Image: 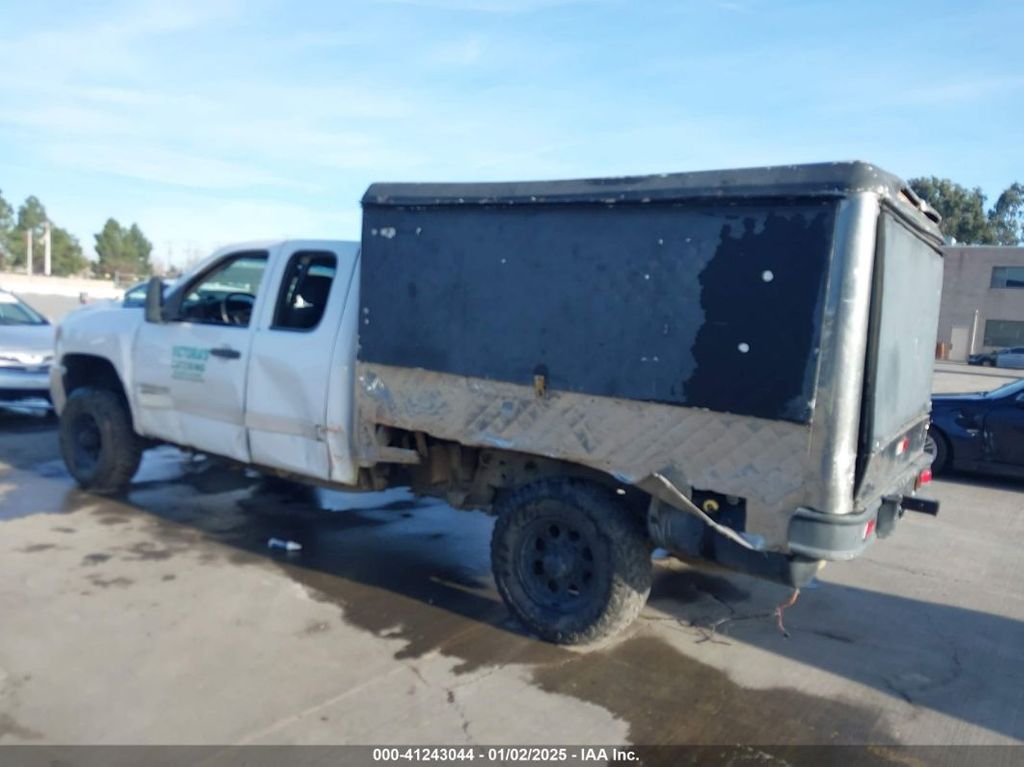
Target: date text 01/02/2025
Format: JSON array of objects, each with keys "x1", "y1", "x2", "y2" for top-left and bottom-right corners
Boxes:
[{"x1": 371, "y1": 747, "x2": 639, "y2": 762}]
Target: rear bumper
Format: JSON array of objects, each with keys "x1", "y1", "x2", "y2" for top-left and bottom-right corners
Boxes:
[
  {"x1": 787, "y1": 453, "x2": 935, "y2": 561},
  {"x1": 787, "y1": 505, "x2": 877, "y2": 561},
  {"x1": 647, "y1": 453, "x2": 937, "y2": 589}
]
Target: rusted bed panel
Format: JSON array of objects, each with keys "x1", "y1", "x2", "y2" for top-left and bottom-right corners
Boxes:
[{"x1": 356, "y1": 363, "x2": 811, "y2": 549}]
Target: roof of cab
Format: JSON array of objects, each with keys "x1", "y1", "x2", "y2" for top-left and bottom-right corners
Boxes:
[{"x1": 362, "y1": 161, "x2": 941, "y2": 230}]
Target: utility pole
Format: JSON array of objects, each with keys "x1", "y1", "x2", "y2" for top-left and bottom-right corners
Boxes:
[
  {"x1": 25, "y1": 229, "x2": 32, "y2": 276},
  {"x1": 43, "y1": 222, "x2": 52, "y2": 276}
]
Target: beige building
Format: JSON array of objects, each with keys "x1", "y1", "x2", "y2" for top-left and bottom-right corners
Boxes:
[{"x1": 937, "y1": 246, "x2": 1024, "y2": 361}]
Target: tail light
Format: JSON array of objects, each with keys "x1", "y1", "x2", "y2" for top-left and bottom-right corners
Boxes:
[
  {"x1": 863, "y1": 518, "x2": 877, "y2": 540},
  {"x1": 915, "y1": 468, "x2": 932, "y2": 489}
]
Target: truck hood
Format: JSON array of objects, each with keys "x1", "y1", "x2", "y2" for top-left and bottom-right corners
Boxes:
[
  {"x1": 58, "y1": 302, "x2": 145, "y2": 355},
  {"x1": 61, "y1": 302, "x2": 136, "y2": 326}
]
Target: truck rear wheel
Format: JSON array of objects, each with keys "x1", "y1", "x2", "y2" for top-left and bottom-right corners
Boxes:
[
  {"x1": 59, "y1": 387, "x2": 143, "y2": 495},
  {"x1": 491, "y1": 478, "x2": 652, "y2": 645}
]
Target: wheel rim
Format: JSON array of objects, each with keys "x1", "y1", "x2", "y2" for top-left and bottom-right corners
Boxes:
[
  {"x1": 923, "y1": 434, "x2": 936, "y2": 458},
  {"x1": 71, "y1": 413, "x2": 102, "y2": 473},
  {"x1": 514, "y1": 514, "x2": 601, "y2": 613}
]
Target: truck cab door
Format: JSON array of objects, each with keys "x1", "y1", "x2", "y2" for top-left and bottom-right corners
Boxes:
[
  {"x1": 133, "y1": 248, "x2": 272, "y2": 462},
  {"x1": 244, "y1": 241, "x2": 360, "y2": 483}
]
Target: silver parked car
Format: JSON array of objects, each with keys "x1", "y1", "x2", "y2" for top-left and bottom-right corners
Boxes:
[
  {"x1": 0, "y1": 289, "x2": 55, "y2": 402},
  {"x1": 994, "y1": 346, "x2": 1024, "y2": 369}
]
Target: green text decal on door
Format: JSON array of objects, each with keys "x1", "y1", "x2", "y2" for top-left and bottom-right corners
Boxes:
[{"x1": 171, "y1": 346, "x2": 210, "y2": 382}]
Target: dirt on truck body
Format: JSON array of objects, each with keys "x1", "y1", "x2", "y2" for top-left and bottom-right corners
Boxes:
[
  {"x1": 354, "y1": 162, "x2": 943, "y2": 639},
  {"x1": 53, "y1": 162, "x2": 944, "y2": 645}
]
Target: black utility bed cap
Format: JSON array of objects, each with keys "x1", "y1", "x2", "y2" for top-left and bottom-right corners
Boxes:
[{"x1": 362, "y1": 160, "x2": 939, "y2": 224}]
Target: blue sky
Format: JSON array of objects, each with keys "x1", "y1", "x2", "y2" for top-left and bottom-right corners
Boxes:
[{"x1": 1, "y1": 0, "x2": 1022, "y2": 268}]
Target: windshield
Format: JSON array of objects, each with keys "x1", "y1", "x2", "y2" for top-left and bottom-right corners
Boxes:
[{"x1": 0, "y1": 292, "x2": 48, "y2": 326}]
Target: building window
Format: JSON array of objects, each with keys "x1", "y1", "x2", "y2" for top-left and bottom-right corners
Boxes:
[
  {"x1": 990, "y1": 266, "x2": 1024, "y2": 288},
  {"x1": 984, "y1": 319, "x2": 1024, "y2": 348}
]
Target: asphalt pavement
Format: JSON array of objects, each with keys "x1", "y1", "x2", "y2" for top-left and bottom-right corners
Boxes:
[
  {"x1": 933, "y1": 360, "x2": 1024, "y2": 394},
  {"x1": 13, "y1": 293, "x2": 89, "y2": 323},
  {"x1": 0, "y1": 367, "x2": 1022, "y2": 750}
]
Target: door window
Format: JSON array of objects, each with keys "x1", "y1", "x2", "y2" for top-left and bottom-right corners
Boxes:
[
  {"x1": 272, "y1": 251, "x2": 337, "y2": 331},
  {"x1": 177, "y1": 252, "x2": 268, "y2": 327}
]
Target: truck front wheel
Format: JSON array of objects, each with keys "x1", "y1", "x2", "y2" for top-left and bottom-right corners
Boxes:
[
  {"x1": 59, "y1": 387, "x2": 143, "y2": 495},
  {"x1": 491, "y1": 478, "x2": 652, "y2": 645}
]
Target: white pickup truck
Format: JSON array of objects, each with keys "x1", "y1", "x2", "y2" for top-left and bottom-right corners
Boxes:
[{"x1": 52, "y1": 162, "x2": 943, "y2": 644}]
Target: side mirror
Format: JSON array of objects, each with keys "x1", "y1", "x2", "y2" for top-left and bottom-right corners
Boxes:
[{"x1": 144, "y1": 277, "x2": 164, "y2": 323}]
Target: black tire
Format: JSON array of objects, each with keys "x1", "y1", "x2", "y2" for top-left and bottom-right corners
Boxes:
[
  {"x1": 59, "y1": 387, "x2": 143, "y2": 494},
  {"x1": 491, "y1": 478, "x2": 652, "y2": 645},
  {"x1": 925, "y1": 429, "x2": 950, "y2": 474}
]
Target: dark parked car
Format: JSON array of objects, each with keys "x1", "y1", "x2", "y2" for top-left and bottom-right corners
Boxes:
[
  {"x1": 928, "y1": 378, "x2": 1024, "y2": 477},
  {"x1": 967, "y1": 350, "x2": 999, "y2": 366}
]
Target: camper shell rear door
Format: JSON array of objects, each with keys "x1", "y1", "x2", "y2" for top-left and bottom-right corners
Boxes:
[{"x1": 855, "y1": 199, "x2": 945, "y2": 506}]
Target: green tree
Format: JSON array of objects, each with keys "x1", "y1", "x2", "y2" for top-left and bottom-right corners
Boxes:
[
  {"x1": 5, "y1": 195, "x2": 50, "y2": 270},
  {"x1": 990, "y1": 183, "x2": 1024, "y2": 247},
  {"x1": 909, "y1": 177, "x2": 996, "y2": 244},
  {"x1": 94, "y1": 218, "x2": 153, "y2": 277},
  {"x1": 0, "y1": 196, "x2": 89, "y2": 275},
  {"x1": 17, "y1": 195, "x2": 46, "y2": 232},
  {"x1": 126, "y1": 223, "x2": 153, "y2": 272},
  {"x1": 0, "y1": 191, "x2": 12, "y2": 230},
  {"x1": 49, "y1": 226, "x2": 89, "y2": 276},
  {"x1": 94, "y1": 219, "x2": 125, "y2": 274},
  {"x1": 0, "y1": 189, "x2": 14, "y2": 268}
]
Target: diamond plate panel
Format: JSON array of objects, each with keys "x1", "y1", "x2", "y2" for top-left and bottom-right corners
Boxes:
[{"x1": 356, "y1": 363, "x2": 817, "y2": 549}]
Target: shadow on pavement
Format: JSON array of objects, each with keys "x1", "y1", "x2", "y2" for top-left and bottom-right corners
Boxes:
[
  {"x1": 3, "y1": 424, "x2": 1021, "y2": 745},
  {"x1": 129, "y1": 459, "x2": 1024, "y2": 743},
  {"x1": 649, "y1": 567, "x2": 1024, "y2": 742}
]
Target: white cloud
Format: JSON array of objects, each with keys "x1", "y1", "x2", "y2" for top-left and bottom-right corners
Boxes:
[
  {"x1": 0, "y1": 0, "x2": 243, "y2": 85},
  {"x1": 0, "y1": 0, "x2": 1018, "y2": 268},
  {"x1": 42, "y1": 143, "x2": 305, "y2": 191},
  {"x1": 0, "y1": 77, "x2": 428, "y2": 193},
  {"x1": 135, "y1": 198, "x2": 363, "y2": 269}
]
